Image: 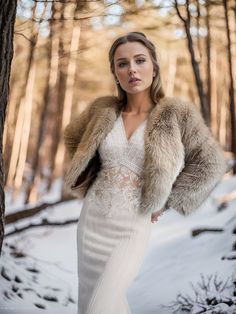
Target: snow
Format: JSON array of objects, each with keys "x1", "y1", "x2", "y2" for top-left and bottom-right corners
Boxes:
[{"x1": 1, "y1": 175, "x2": 236, "y2": 314}]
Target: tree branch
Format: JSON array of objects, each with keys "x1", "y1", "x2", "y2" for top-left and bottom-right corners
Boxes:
[
  {"x1": 174, "y1": 0, "x2": 186, "y2": 23},
  {"x1": 5, "y1": 195, "x2": 76, "y2": 225},
  {"x1": 14, "y1": 31, "x2": 36, "y2": 45},
  {"x1": 5, "y1": 217, "x2": 79, "y2": 237},
  {"x1": 191, "y1": 227, "x2": 224, "y2": 237}
]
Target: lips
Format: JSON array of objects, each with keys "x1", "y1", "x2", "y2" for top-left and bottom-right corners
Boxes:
[{"x1": 128, "y1": 77, "x2": 141, "y2": 83}]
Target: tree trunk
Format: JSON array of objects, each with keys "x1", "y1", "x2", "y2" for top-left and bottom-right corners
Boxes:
[
  {"x1": 25, "y1": 3, "x2": 56, "y2": 204},
  {"x1": 166, "y1": 53, "x2": 177, "y2": 96},
  {"x1": 205, "y1": 0, "x2": 212, "y2": 122},
  {"x1": 174, "y1": 0, "x2": 209, "y2": 125},
  {"x1": 6, "y1": 3, "x2": 38, "y2": 196},
  {"x1": 41, "y1": 3, "x2": 65, "y2": 192},
  {"x1": 53, "y1": 23, "x2": 81, "y2": 184},
  {"x1": 0, "y1": 0, "x2": 17, "y2": 256},
  {"x1": 223, "y1": 0, "x2": 236, "y2": 174}
]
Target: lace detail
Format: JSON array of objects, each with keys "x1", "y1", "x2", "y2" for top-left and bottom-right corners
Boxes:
[
  {"x1": 98, "y1": 114, "x2": 146, "y2": 176},
  {"x1": 86, "y1": 112, "x2": 146, "y2": 218},
  {"x1": 89, "y1": 166, "x2": 142, "y2": 218}
]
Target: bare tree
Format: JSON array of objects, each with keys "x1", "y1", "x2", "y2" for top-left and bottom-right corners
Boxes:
[
  {"x1": 24, "y1": 1, "x2": 59, "y2": 203},
  {"x1": 205, "y1": 0, "x2": 212, "y2": 120},
  {"x1": 223, "y1": 0, "x2": 236, "y2": 174},
  {"x1": 6, "y1": 2, "x2": 38, "y2": 198},
  {"x1": 174, "y1": 0, "x2": 209, "y2": 125},
  {"x1": 0, "y1": 0, "x2": 18, "y2": 255}
]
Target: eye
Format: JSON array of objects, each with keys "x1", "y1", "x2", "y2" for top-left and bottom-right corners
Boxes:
[
  {"x1": 136, "y1": 58, "x2": 146, "y2": 64},
  {"x1": 118, "y1": 62, "x2": 127, "y2": 68}
]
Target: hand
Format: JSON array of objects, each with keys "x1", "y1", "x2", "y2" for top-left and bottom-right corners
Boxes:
[{"x1": 151, "y1": 208, "x2": 164, "y2": 223}]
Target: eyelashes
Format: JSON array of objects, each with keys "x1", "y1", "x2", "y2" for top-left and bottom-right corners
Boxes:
[
  {"x1": 118, "y1": 59, "x2": 146, "y2": 68},
  {"x1": 136, "y1": 58, "x2": 146, "y2": 65}
]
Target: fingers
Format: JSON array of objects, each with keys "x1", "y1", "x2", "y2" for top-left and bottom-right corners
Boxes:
[
  {"x1": 151, "y1": 210, "x2": 164, "y2": 223},
  {"x1": 151, "y1": 215, "x2": 159, "y2": 223}
]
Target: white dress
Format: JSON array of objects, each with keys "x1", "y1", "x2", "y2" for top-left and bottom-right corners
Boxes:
[{"x1": 77, "y1": 113, "x2": 153, "y2": 314}]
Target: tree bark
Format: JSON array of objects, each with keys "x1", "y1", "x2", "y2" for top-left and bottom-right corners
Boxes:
[
  {"x1": 174, "y1": 0, "x2": 209, "y2": 125},
  {"x1": 53, "y1": 22, "x2": 81, "y2": 183},
  {"x1": 24, "y1": 3, "x2": 56, "y2": 203},
  {"x1": 5, "y1": 195, "x2": 75, "y2": 225},
  {"x1": 205, "y1": 0, "x2": 212, "y2": 122},
  {"x1": 5, "y1": 218, "x2": 78, "y2": 237},
  {"x1": 223, "y1": 0, "x2": 236, "y2": 174},
  {"x1": 6, "y1": 3, "x2": 38, "y2": 196},
  {"x1": 192, "y1": 228, "x2": 224, "y2": 237},
  {"x1": 0, "y1": 0, "x2": 18, "y2": 256},
  {"x1": 41, "y1": 2, "x2": 65, "y2": 192}
]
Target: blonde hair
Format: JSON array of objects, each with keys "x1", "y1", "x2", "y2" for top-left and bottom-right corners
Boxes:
[{"x1": 109, "y1": 31, "x2": 165, "y2": 105}]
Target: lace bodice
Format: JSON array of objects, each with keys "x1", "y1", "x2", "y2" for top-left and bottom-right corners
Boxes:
[
  {"x1": 98, "y1": 113, "x2": 147, "y2": 175},
  {"x1": 88, "y1": 113, "x2": 147, "y2": 217}
]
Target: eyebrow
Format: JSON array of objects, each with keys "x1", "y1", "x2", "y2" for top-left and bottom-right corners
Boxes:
[{"x1": 115, "y1": 54, "x2": 147, "y2": 62}]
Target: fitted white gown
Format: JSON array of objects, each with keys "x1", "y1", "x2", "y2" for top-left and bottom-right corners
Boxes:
[{"x1": 77, "y1": 113, "x2": 153, "y2": 314}]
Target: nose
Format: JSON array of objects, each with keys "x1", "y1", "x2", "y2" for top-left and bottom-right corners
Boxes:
[{"x1": 128, "y1": 61, "x2": 137, "y2": 75}]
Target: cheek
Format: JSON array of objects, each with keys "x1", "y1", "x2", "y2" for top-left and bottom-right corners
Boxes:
[
  {"x1": 140, "y1": 60, "x2": 153, "y2": 72},
  {"x1": 143, "y1": 64, "x2": 154, "y2": 77},
  {"x1": 114, "y1": 67, "x2": 121, "y2": 76},
  {"x1": 116, "y1": 69, "x2": 127, "y2": 81}
]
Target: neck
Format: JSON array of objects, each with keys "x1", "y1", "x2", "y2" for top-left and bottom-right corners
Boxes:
[{"x1": 124, "y1": 92, "x2": 154, "y2": 114}]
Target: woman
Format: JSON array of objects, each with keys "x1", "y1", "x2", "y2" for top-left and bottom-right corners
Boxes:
[{"x1": 63, "y1": 32, "x2": 227, "y2": 314}]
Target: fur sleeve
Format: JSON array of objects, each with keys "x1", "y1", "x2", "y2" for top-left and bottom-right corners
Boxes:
[
  {"x1": 63, "y1": 102, "x2": 94, "y2": 160},
  {"x1": 63, "y1": 95, "x2": 117, "y2": 159},
  {"x1": 163, "y1": 102, "x2": 227, "y2": 216}
]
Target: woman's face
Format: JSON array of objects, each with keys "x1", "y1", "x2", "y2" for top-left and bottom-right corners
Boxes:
[{"x1": 113, "y1": 41, "x2": 155, "y2": 96}]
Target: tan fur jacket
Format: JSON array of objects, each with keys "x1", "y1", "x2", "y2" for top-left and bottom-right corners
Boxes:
[{"x1": 63, "y1": 95, "x2": 227, "y2": 216}]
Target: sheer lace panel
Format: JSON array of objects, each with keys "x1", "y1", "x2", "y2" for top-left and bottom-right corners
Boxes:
[
  {"x1": 87, "y1": 113, "x2": 147, "y2": 218},
  {"x1": 89, "y1": 166, "x2": 142, "y2": 218}
]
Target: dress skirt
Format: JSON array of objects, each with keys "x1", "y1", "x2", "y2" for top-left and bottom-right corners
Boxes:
[
  {"x1": 77, "y1": 176, "x2": 152, "y2": 314},
  {"x1": 76, "y1": 113, "x2": 153, "y2": 314}
]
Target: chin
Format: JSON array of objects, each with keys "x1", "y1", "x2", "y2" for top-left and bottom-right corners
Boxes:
[{"x1": 127, "y1": 88, "x2": 149, "y2": 95}]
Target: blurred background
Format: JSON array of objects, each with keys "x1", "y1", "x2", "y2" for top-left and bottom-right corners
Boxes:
[
  {"x1": 1, "y1": 1, "x2": 236, "y2": 313},
  {"x1": 3, "y1": 0, "x2": 236, "y2": 206}
]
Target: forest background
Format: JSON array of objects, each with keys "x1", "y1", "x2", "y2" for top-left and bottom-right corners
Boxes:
[{"x1": 0, "y1": 0, "x2": 235, "y2": 253}]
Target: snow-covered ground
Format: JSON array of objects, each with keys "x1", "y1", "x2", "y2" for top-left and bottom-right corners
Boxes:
[{"x1": 1, "y1": 175, "x2": 236, "y2": 314}]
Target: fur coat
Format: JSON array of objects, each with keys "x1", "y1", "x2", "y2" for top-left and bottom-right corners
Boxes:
[{"x1": 63, "y1": 95, "x2": 227, "y2": 216}]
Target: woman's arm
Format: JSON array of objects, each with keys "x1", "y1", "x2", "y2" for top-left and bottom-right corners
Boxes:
[
  {"x1": 163, "y1": 101, "x2": 227, "y2": 216},
  {"x1": 63, "y1": 103, "x2": 93, "y2": 160},
  {"x1": 63, "y1": 95, "x2": 117, "y2": 159}
]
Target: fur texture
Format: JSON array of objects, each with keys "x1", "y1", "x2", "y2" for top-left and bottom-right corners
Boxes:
[{"x1": 63, "y1": 95, "x2": 227, "y2": 216}]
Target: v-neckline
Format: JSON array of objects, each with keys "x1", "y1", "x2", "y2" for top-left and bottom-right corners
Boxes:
[{"x1": 119, "y1": 113, "x2": 147, "y2": 143}]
